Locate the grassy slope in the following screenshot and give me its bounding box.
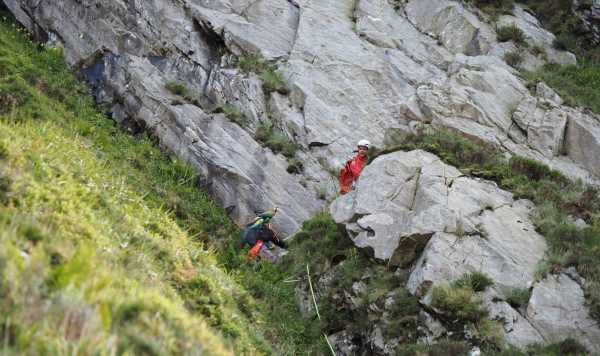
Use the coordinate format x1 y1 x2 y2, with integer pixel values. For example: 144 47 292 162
0 18 285 355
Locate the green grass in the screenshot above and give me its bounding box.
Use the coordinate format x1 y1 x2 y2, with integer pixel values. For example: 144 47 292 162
504 50 524 67
496 25 527 45
165 81 201 106
236 54 287 95
523 62 600 113
0 16 328 355
453 272 494 292
430 273 504 349
216 104 248 127
506 287 531 308
431 284 488 323
255 121 299 158
384 130 600 322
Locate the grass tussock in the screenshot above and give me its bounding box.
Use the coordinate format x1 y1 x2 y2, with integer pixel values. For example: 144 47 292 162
165 81 201 106
453 272 494 292
215 104 249 127
496 25 528 45
504 50 524 68
506 287 531 308
430 275 504 349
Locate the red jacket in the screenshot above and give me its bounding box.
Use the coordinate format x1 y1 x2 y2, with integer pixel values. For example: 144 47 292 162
339 154 368 194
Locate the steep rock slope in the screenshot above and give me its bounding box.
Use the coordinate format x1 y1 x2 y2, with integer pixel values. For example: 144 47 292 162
5 0 600 236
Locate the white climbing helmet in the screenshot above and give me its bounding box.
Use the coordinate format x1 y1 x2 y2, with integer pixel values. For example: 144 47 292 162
357 139 371 149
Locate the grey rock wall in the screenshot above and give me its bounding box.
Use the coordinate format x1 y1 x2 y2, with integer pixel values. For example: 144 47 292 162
5 0 600 235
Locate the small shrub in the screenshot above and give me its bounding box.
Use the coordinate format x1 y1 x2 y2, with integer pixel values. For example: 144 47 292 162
165 81 189 96
504 51 523 68
286 158 303 174
530 45 547 58
496 25 527 45
453 272 494 292
506 287 531 308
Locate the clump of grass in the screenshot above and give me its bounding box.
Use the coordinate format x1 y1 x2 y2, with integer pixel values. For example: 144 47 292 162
431 284 488 323
509 156 568 183
470 318 505 349
255 121 298 158
530 45 547 59
236 54 287 94
506 287 531 308
165 81 201 106
453 271 494 292
286 158 303 174
165 81 188 96
496 25 527 45
504 50 524 67
218 104 248 126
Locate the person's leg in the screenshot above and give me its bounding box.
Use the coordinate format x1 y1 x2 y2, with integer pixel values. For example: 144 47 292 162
259 244 276 262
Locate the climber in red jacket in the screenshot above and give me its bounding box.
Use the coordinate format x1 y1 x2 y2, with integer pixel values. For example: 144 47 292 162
339 139 371 194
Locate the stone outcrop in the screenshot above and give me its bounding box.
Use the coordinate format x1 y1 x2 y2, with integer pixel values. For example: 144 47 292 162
331 150 547 293
331 149 600 351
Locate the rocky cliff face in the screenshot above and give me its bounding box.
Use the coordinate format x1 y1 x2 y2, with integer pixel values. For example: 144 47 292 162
5 0 600 235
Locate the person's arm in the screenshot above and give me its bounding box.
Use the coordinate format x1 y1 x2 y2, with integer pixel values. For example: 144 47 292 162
264 229 287 249
271 236 287 249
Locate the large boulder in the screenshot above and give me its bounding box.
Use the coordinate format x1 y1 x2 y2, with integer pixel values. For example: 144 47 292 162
565 111 600 178
527 273 600 353
330 150 547 295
